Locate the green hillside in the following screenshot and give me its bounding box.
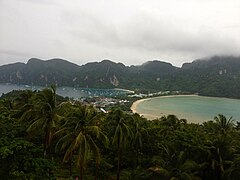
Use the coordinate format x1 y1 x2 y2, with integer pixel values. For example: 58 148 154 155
0 56 240 98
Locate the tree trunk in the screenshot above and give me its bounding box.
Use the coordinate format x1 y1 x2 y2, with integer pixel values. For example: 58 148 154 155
44 132 48 158
117 133 121 180
80 166 83 180
69 157 72 177
136 150 139 167
95 162 99 180
44 129 51 158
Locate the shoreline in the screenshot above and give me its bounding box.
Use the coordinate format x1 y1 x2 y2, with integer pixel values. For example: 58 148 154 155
131 94 198 113
130 94 240 123
130 94 199 120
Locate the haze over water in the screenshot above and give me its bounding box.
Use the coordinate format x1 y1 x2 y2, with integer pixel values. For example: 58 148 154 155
134 95 240 123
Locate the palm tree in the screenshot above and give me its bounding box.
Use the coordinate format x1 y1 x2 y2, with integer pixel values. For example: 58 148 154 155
13 90 34 119
158 115 184 137
206 137 234 179
55 104 108 180
106 108 132 180
0 99 13 117
159 145 202 179
131 113 148 166
223 156 240 180
14 90 34 108
22 86 60 157
204 114 236 179
214 114 235 135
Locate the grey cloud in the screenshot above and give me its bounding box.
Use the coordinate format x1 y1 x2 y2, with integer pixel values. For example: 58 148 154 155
0 49 35 57
61 10 120 47
122 16 237 55
21 0 58 6
1 0 240 67
0 49 31 65
65 11 239 60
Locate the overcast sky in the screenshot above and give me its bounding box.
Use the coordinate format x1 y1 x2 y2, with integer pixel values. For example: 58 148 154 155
0 0 240 67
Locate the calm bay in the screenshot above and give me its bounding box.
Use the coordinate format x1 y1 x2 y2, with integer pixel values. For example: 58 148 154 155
131 95 240 123
0 83 132 99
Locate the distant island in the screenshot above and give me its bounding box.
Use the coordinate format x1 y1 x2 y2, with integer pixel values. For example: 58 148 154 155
1 55 240 98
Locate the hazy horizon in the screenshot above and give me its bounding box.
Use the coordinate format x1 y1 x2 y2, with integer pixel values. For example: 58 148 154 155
2 55 240 69
1 0 240 67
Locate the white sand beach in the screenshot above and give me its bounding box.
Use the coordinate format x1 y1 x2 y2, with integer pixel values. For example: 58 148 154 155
131 94 198 112
130 94 199 121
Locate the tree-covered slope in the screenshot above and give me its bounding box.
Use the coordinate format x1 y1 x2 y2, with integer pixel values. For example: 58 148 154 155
74 60 127 88
168 56 240 98
0 56 240 98
1 88 240 179
0 58 79 86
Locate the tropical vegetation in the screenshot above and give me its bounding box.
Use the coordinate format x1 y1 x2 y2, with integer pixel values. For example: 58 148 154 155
1 88 240 179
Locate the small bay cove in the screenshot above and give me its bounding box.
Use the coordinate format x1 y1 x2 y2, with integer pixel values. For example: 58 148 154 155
0 83 133 99
131 95 240 124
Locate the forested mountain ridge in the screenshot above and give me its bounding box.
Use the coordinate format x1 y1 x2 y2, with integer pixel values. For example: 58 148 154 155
0 58 79 86
0 58 177 87
0 56 240 98
174 56 240 98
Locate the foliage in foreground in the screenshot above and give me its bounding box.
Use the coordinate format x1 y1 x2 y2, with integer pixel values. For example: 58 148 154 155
1 89 240 179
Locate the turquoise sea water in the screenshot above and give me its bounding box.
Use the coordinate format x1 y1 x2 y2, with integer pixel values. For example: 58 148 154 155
135 95 240 123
